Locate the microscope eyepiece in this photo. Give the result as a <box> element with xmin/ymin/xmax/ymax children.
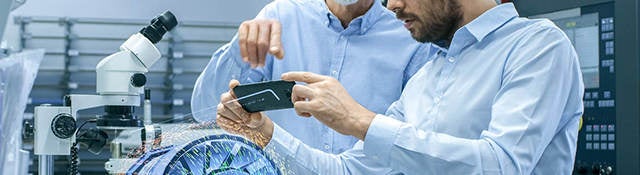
<box><xmin>140</xmin><ymin>11</ymin><xmax>178</xmax><ymax>44</ymax></box>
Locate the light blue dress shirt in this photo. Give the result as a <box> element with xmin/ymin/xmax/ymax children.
<box><xmin>191</xmin><ymin>0</ymin><xmax>430</xmax><ymax>154</ymax></box>
<box><xmin>264</xmin><ymin>3</ymin><xmax>584</xmax><ymax>174</ymax></box>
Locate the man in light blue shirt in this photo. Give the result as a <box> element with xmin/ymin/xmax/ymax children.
<box><xmin>217</xmin><ymin>0</ymin><xmax>584</xmax><ymax>174</ymax></box>
<box><xmin>192</xmin><ymin>0</ymin><xmax>429</xmax><ymax>154</ymax></box>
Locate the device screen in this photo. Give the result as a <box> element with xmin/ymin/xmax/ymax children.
<box><xmin>232</xmin><ymin>80</ymin><xmax>295</xmax><ymax>113</ymax></box>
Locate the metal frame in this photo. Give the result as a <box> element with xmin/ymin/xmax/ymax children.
<box><xmin>517</xmin><ymin>0</ymin><xmax>640</xmax><ymax>174</ymax></box>
<box><xmin>60</xmin><ymin>18</ymin><xmax>74</xmax><ymax>96</ymax></box>
<box><xmin>164</xmin><ymin>32</ymin><xmax>181</xmax><ymax>116</ymax></box>
<box><xmin>613</xmin><ymin>0</ymin><xmax>640</xmax><ymax>174</ymax></box>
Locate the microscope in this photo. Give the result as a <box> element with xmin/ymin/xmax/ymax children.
<box><xmin>33</xmin><ymin>11</ymin><xmax>177</xmax><ymax>174</ymax></box>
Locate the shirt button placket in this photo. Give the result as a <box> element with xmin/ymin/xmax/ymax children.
<box><xmin>321</xmin><ymin>126</ymin><xmax>331</xmax><ymax>152</ymax></box>
<box><xmin>331</xmin><ymin>34</ymin><xmax>347</xmax><ymax>79</ymax></box>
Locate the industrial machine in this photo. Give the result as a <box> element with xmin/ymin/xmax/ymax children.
<box><xmin>516</xmin><ymin>0</ymin><xmax>640</xmax><ymax>174</ymax></box>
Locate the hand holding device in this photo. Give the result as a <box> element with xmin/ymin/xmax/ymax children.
<box><xmin>217</xmin><ymin>80</ymin><xmax>276</xmax><ymax>147</ymax></box>
<box><xmin>281</xmin><ymin>72</ymin><xmax>376</xmax><ymax>140</ymax></box>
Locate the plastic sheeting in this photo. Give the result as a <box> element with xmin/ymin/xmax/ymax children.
<box><xmin>0</xmin><ymin>49</ymin><xmax>45</xmax><ymax>174</ymax></box>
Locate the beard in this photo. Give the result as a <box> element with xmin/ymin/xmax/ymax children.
<box><xmin>397</xmin><ymin>0</ymin><xmax>463</xmax><ymax>44</ymax></box>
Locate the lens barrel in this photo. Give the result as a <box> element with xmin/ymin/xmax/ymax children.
<box><xmin>140</xmin><ymin>11</ymin><xmax>177</xmax><ymax>44</ymax></box>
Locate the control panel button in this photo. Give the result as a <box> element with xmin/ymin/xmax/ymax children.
<box><xmin>584</xmin><ymin>101</ymin><xmax>589</xmax><ymax>108</ymax></box>
<box><xmin>586</xmin><ymin>125</ymin><xmax>593</xmax><ymax>132</ymax></box>
<box><xmin>608</xmin><ymin>125</ymin><xmax>615</xmax><ymax>132</ymax></box>
<box><xmin>594</xmin><ymin>143</ymin><xmax>600</xmax><ymax>150</ymax></box>
<box><xmin>601</xmin><ymin>134</ymin><xmax>608</xmax><ymax>141</ymax></box>
<box><xmin>584</xmin><ymin>101</ymin><xmax>595</xmax><ymax>108</ymax></box>
<box><xmin>593</xmin><ymin>134</ymin><xmax>600</xmax><ymax>141</ymax></box>
<box><xmin>608</xmin><ymin>134</ymin><xmax>615</xmax><ymax>141</ymax></box>
<box><xmin>601</xmin><ymin>59</ymin><xmax>614</xmax><ymax>67</ymax></box>
<box><xmin>598</xmin><ymin>100</ymin><xmax>607</xmax><ymax>107</ymax></box>
<box><xmin>608</xmin><ymin>143</ymin><xmax>615</xmax><ymax>150</ymax></box>
<box><xmin>593</xmin><ymin>126</ymin><xmax>600</xmax><ymax>132</ymax></box>
<box><xmin>586</xmin><ymin>143</ymin><xmax>593</xmax><ymax>150</ymax></box>
<box><xmin>605</xmin><ymin>41</ymin><xmax>614</xmax><ymax>48</ymax></box>
<box><xmin>585</xmin><ymin>92</ymin><xmax>591</xmax><ymax>99</ymax></box>
<box><xmin>601</xmin><ymin>32</ymin><xmax>614</xmax><ymax>40</ymax></box>
<box><xmin>586</xmin><ymin>134</ymin><xmax>593</xmax><ymax>141</ymax></box>
<box><xmin>600</xmin><ymin>17</ymin><xmax>614</xmax><ymax>32</ymax></box>
<box><xmin>600</xmin><ymin>143</ymin><xmax>607</xmax><ymax>151</ymax></box>
<box><xmin>600</xmin><ymin>125</ymin><xmax>607</xmax><ymax>132</ymax></box>
<box><xmin>598</xmin><ymin>100</ymin><xmax>616</xmax><ymax>107</ymax></box>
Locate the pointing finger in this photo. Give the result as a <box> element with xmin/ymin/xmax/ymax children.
<box><xmin>269</xmin><ymin>21</ymin><xmax>284</xmax><ymax>59</ymax></box>
<box><xmin>238</xmin><ymin>22</ymin><xmax>249</xmax><ymax>63</ymax></box>
<box><xmin>247</xmin><ymin>22</ymin><xmax>259</xmax><ymax>68</ymax></box>
<box><xmin>257</xmin><ymin>22</ymin><xmax>271</xmax><ymax>67</ymax></box>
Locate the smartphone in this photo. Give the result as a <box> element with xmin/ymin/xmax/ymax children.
<box><xmin>232</xmin><ymin>80</ymin><xmax>296</xmax><ymax>113</ymax></box>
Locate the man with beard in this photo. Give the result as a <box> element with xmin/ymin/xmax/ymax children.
<box><xmin>217</xmin><ymin>0</ymin><xmax>584</xmax><ymax>174</ymax></box>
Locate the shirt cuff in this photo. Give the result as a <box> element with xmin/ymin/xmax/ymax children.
<box><xmin>263</xmin><ymin>123</ymin><xmax>300</xmax><ymax>158</ymax></box>
<box><xmin>363</xmin><ymin>114</ymin><xmax>403</xmax><ymax>166</ymax></box>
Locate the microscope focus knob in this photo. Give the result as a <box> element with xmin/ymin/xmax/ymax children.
<box><xmin>51</xmin><ymin>113</ymin><xmax>76</xmax><ymax>139</ymax></box>
<box><xmin>131</xmin><ymin>73</ymin><xmax>147</xmax><ymax>87</ymax></box>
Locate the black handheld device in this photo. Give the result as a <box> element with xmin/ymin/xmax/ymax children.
<box><xmin>232</xmin><ymin>80</ymin><xmax>296</xmax><ymax>113</ymax></box>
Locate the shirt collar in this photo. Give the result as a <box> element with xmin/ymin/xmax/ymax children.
<box><xmin>319</xmin><ymin>0</ymin><xmax>385</xmax><ymax>34</ymax></box>
<box><xmin>462</xmin><ymin>3</ymin><xmax>518</xmax><ymax>42</ymax></box>
<box><xmin>442</xmin><ymin>3</ymin><xmax>518</xmax><ymax>55</ymax></box>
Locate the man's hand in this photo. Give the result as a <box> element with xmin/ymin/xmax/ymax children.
<box><xmin>216</xmin><ymin>80</ymin><xmax>274</xmax><ymax>147</ymax></box>
<box><xmin>238</xmin><ymin>19</ymin><xmax>285</xmax><ymax>68</ymax></box>
<box><xmin>281</xmin><ymin>72</ymin><xmax>376</xmax><ymax>140</ymax></box>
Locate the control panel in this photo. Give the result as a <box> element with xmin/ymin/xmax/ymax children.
<box><xmin>534</xmin><ymin>2</ymin><xmax>616</xmax><ymax>174</ymax></box>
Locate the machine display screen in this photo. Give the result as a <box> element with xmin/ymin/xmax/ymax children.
<box><xmin>552</xmin><ymin>13</ymin><xmax>601</xmax><ymax>89</ymax></box>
